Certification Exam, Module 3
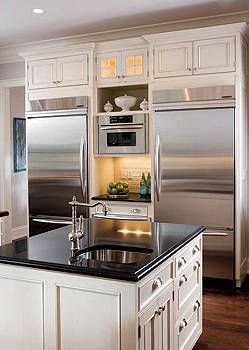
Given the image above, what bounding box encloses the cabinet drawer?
[175,237,201,276]
[95,203,148,217]
[175,256,201,319]
[138,260,173,311]
[175,296,202,350]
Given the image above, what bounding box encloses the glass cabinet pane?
[126,55,143,76]
[101,58,117,78]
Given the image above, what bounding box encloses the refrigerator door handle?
[203,232,229,237]
[80,136,87,201]
[154,134,161,201]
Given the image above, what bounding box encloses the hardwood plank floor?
[194,277,249,350]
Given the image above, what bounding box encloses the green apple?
[122,181,129,188]
[110,188,118,195]
[109,182,116,189]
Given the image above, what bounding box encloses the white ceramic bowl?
[114,95,137,111]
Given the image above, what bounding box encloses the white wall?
[0,62,25,80]
[9,86,27,237]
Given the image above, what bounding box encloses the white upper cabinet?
[96,48,148,86]
[28,59,57,89]
[152,36,236,79]
[193,37,235,74]
[56,54,89,86]
[27,54,89,90]
[96,51,122,85]
[154,42,192,78]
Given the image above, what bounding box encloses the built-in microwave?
[97,113,148,154]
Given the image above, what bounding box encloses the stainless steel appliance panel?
[28,114,88,220]
[27,96,88,112]
[154,107,234,228]
[203,228,234,279]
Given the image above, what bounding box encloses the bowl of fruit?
[107,181,129,199]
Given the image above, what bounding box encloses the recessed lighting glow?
[32,8,45,14]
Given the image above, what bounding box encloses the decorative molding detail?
[0,11,249,64]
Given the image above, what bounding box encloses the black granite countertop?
[0,218,204,282]
[92,193,151,202]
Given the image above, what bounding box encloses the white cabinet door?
[57,54,88,86]
[28,58,57,89]
[139,299,159,350]
[122,48,148,82]
[193,36,235,74]
[96,51,122,85]
[154,42,193,78]
[158,284,174,350]
[57,284,121,350]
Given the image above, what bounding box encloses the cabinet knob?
[122,75,126,78]
[159,305,165,313]
[178,257,186,268]
[52,81,57,84]
[193,300,201,312]
[179,274,188,286]
[179,319,188,332]
[188,67,192,71]
[152,277,163,291]
[193,245,200,254]
[117,75,121,79]
[193,67,197,71]
[193,261,200,271]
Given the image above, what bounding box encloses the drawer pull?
[159,305,165,313]
[193,300,201,312]
[152,277,163,291]
[179,274,188,286]
[193,261,200,271]
[179,319,188,332]
[130,208,141,214]
[192,245,200,255]
[178,257,186,268]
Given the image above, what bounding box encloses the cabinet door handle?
[179,274,188,286]
[192,245,200,254]
[152,277,163,291]
[193,300,201,312]
[179,319,188,332]
[178,257,186,268]
[193,261,200,271]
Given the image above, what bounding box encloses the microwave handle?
[100,124,144,130]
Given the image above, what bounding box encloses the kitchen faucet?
[68,195,108,251]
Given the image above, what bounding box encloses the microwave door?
[98,125,147,154]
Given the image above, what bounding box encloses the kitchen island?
[0,218,204,350]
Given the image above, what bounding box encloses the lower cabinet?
[139,283,174,350]
[0,235,202,350]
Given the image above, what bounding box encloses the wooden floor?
[194,277,249,350]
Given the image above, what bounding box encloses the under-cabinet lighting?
[117,229,151,236]
[32,8,45,14]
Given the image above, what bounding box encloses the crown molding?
[0,10,249,64]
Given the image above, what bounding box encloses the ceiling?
[1,0,249,47]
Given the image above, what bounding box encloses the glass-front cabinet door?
[97,52,122,85]
[122,48,148,82]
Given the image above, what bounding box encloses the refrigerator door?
[154,107,234,228]
[27,113,88,234]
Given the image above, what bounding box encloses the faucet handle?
[79,215,84,233]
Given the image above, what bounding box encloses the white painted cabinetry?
[154,42,193,78]
[193,37,235,74]
[152,36,235,78]
[0,234,202,350]
[27,54,89,89]
[96,47,148,85]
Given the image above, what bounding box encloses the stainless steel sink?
[76,246,153,264]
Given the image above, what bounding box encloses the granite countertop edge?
[0,226,204,282]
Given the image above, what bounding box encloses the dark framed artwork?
[13,118,26,172]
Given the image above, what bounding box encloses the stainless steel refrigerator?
[27,97,88,236]
[153,86,235,280]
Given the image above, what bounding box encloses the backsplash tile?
[113,157,151,192]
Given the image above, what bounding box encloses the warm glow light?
[117,229,151,236]
[32,8,45,14]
